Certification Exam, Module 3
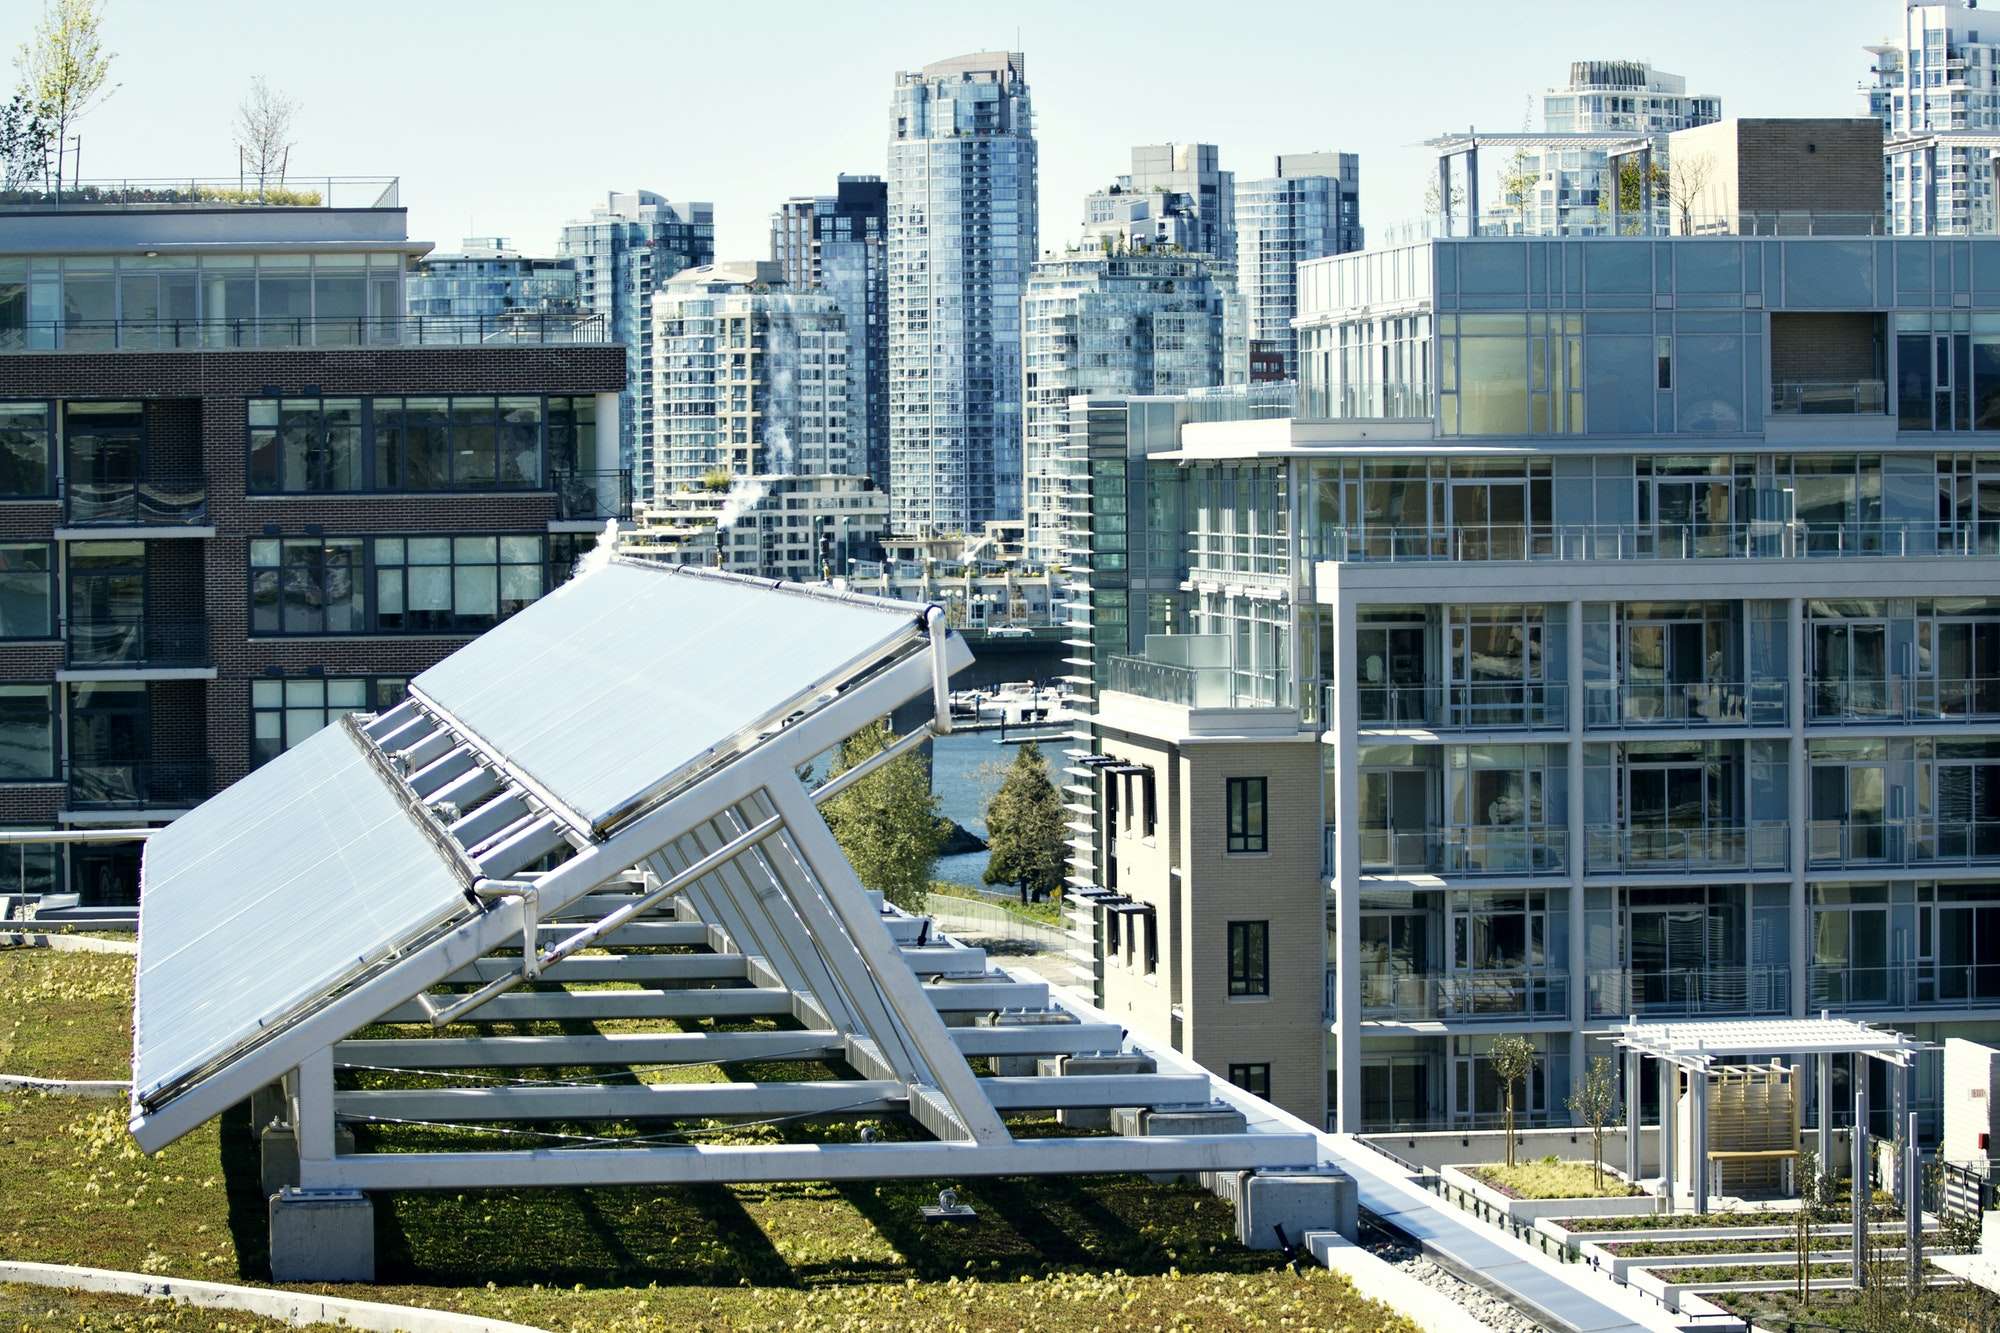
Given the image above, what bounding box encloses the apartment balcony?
[1354,968,1570,1022]
[2,312,609,354]
[1104,635,1254,708]
[1345,825,1568,877]
[1348,681,1567,732]
[552,468,634,522]
[1586,965,1790,1019]
[1807,676,2000,725]
[62,615,211,672]
[1313,520,2000,565]
[1806,818,2000,869]
[1583,822,1789,874]
[65,759,214,811]
[0,175,399,211]
[1298,379,1432,423]
[62,474,208,528]
[1582,680,1788,729]
[1769,379,1888,416]
[1808,962,2000,1012]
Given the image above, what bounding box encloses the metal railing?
[1105,654,1236,708]
[0,176,400,210]
[1357,968,1570,1021]
[1378,209,1890,242]
[1770,379,1888,415]
[1587,965,1791,1018]
[1583,821,1790,873]
[1582,679,1788,728]
[62,475,208,526]
[65,759,214,810]
[1807,676,2000,724]
[1351,680,1568,730]
[1808,963,2000,1010]
[552,468,634,522]
[1,313,609,353]
[1807,817,2000,867]
[1354,825,1568,876]
[1311,520,2000,564]
[62,615,211,670]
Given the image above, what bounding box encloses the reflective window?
[251,676,407,767]
[0,542,54,638]
[249,538,365,634]
[0,685,57,780]
[0,401,52,496]
[246,398,364,492]
[373,535,544,633]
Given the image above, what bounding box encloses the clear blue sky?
[31,0,1888,261]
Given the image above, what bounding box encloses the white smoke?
[714,478,769,529]
[570,518,620,579]
[712,293,808,532]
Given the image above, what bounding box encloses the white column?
[1566,600,1587,1090]
[1819,1051,1835,1173]
[1625,1049,1643,1182]
[1691,1066,1709,1214]
[1659,1059,1677,1207]
[1333,590,1363,1133]
[1852,1067,1870,1286]
[1788,596,1809,1016]
[291,1048,337,1183]
[593,390,622,480]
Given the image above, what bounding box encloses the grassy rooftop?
[0,947,1417,1332]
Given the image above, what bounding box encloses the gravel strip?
[1362,1233,1551,1333]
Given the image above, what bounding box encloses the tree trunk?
[1504,1087,1516,1168]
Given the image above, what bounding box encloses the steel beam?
[336,1030,843,1070]
[377,988,796,1024]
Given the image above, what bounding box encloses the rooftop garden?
[1465,1157,1641,1200]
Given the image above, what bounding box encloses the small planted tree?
[818,720,945,914]
[234,76,298,196]
[1565,1055,1617,1191]
[982,741,1065,904]
[1793,1146,1825,1306]
[15,0,116,199]
[1491,1034,1539,1169]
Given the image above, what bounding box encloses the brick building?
[0,178,625,903]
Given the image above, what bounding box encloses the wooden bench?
[1707,1147,1799,1197]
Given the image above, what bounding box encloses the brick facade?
[0,344,623,899]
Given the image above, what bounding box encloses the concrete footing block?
[268,1187,374,1283]
[260,1124,357,1197]
[1036,1052,1155,1130]
[1234,1172,1358,1249]
[250,1082,286,1132]
[1113,1103,1250,1182]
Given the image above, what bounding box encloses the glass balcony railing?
[1582,679,1788,728]
[1358,968,1569,1022]
[1583,822,1789,873]
[63,475,207,526]
[66,759,214,810]
[2,313,609,353]
[1349,680,1568,730]
[0,175,400,211]
[1297,380,1432,422]
[1353,825,1568,876]
[1105,634,1242,708]
[1807,818,2000,867]
[63,615,211,670]
[1807,676,2000,724]
[1809,962,2000,1011]
[1312,520,2000,564]
[552,468,634,521]
[1770,379,1888,415]
[1586,966,1791,1018]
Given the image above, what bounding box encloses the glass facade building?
[1235,153,1362,382]
[558,192,716,504]
[1512,61,1720,235]
[771,176,889,492]
[887,51,1038,535]
[1063,229,2000,1139]
[405,237,580,319]
[1866,0,2000,235]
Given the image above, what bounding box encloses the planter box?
[1439,1163,1660,1226]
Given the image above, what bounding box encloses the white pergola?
[1613,1016,1928,1284]
[1424,130,1658,236]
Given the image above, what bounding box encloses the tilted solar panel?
[133,722,474,1107]
[409,562,924,833]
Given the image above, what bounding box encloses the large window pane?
[0,685,56,780]
[403,398,449,489]
[0,401,52,496]
[452,398,497,486]
[0,543,54,638]
[498,397,542,487]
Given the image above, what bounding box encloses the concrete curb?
[0,1261,553,1332]
[1305,1230,1498,1333]
[0,931,139,954]
[0,1075,129,1099]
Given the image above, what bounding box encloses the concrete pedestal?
[1112,1103,1249,1183]
[1036,1052,1155,1130]
[250,1082,287,1132]
[260,1123,357,1197]
[1231,1172,1359,1249]
[268,1187,374,1283]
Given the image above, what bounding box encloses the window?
[1228,1062,1271,1099]
[372,395,543,491]
[0,543,54,638]
[1140,768,1158,838]
[247,398,363,493]
[374,535,544,633]
[252,676,407,767]
[250,538,364,634]
[0,685,57,780]
[1656,336,1672,390]
[1226,776,1268,853]
[1228,920,1270,996]
[0,832,60,895]
[0,401,52,496]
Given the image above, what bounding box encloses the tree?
[1499,146,1539,233]
[15,0,116,200]
[1792,1146,1826,1306]
[234,76,297,195]
[1565,1055,1616,1191]
[1490,1035,1538,1168]
[818,719,945,914]
[1599,156,1669,234]
[982,741,1066,904]
[1666,150,1717,236]
[0,92,50,191]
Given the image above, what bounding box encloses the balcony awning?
[1611,1016,1927,1070]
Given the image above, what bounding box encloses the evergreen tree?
[982,741,1066,904]
[818,720,944,913]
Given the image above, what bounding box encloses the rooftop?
[0,176,401,214]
